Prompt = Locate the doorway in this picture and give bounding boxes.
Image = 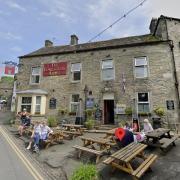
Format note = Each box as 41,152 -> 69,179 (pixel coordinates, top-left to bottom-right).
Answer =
104,100 -> 114,124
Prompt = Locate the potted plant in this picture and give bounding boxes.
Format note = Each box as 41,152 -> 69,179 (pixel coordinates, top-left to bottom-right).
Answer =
154,107 -> 165,117
125,107 -> 132,116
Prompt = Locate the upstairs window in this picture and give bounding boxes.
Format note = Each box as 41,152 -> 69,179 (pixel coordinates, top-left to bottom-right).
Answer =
71,63 -> 81,81
137,92 -> 150,113
70,94 -> 80,112
31,67 -> 41,84
102,59 -> 114,80
134,57 -> 148,78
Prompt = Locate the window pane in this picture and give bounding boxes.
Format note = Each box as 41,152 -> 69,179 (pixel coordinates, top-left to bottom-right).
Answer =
35,105 -> 40,113
138,104 -> 150,113
135,67 -> 147,78
71,63 -> 81,72
71,104 -> 78,112
73,71 -> 81,81
32,67 -> 40,75
135,57 -> 147,66
22,97 -> 32,104
21,105 -> 31,112
138,93 -> 148,102
102,69 -> 114,80
72,94 -> 79,102
36,96 -> 41,104
31,75 -> 40,83
102,60 -> 113,69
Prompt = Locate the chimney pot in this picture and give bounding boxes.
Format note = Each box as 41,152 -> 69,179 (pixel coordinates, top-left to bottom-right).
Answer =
70,34 -> 78,45
45,40 -> 53,47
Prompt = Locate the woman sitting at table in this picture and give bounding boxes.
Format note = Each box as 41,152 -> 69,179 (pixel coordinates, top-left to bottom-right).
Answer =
142,119 -> 154,133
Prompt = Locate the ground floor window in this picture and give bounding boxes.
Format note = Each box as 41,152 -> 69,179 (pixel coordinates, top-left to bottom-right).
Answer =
70,94 -> 79,112
137,92 -> 150,113
21,97 -> 32,113
35,96 -> 41,114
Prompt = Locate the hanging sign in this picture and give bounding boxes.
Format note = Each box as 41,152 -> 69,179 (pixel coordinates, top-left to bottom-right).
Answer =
43,62 -> 67,76
4,64 -> 15,75
166,100 -> 174,110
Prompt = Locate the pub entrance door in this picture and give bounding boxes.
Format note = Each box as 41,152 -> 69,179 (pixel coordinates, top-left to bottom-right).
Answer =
104,100 -> 114,124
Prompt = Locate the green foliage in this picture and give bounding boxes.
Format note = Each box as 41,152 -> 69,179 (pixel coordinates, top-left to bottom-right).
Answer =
47,116 -> 57,127
58,108 -> 68,115
154,107 -> 165,117
68,111 -> 76,116
125,107 -> 132,115
138,112 -> 151,116
71,164 -> 99,180
85,109 -> 95,119
85,119 -> 95,129
1,76 -> 14,83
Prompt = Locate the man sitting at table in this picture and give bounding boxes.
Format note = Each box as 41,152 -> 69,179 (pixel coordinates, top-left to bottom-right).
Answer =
115,128 -> 145,148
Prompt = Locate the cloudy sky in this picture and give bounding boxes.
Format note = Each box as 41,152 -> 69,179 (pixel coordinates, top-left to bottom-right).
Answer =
0,0 -> 180,75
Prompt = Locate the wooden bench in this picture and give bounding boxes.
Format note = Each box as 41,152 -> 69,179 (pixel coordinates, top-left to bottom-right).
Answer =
73,145 -> 104,163
132,154 -> 157,179
62,130 -> 82,139
160,135 -> 179,150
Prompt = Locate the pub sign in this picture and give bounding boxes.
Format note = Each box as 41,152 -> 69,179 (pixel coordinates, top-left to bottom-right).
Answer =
43,62 -> 67,76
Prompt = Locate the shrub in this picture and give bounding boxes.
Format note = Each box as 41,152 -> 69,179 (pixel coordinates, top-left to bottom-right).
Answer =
154,107 -> 165,117
71,164 -> 99,180
85,119 -> 95,129
47,116 -> 57,127
85,109 -> 95,119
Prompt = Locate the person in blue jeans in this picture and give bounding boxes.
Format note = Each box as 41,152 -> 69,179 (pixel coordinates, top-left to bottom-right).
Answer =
26,121 -> 41,151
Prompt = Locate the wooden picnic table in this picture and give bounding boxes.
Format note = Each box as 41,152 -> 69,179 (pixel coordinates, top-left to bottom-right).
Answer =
73,136 -> 116,163
103,142 -> 157,179
145,128 -> 178,150
62,124 -> 84,131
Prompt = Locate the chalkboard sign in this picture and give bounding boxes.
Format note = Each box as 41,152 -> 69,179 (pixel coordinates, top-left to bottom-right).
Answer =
166,100 -> 174,110
49,98 -> 56,109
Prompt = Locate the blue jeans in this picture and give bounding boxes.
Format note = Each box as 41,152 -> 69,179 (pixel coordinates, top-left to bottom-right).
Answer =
33,133 -> 40,146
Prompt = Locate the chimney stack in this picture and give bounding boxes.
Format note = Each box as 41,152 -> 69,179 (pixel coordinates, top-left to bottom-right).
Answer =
45,40 -> 53,47
70,34 -> 78,45
149,18 -> 158,34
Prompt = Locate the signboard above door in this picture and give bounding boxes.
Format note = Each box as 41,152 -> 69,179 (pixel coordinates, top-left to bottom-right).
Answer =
43,62 -> 67,76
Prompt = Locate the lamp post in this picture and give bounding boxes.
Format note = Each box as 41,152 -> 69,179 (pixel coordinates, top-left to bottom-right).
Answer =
83,85 -> 89,121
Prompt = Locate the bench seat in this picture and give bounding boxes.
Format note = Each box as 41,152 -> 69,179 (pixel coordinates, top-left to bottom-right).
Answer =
73,145 -> 104,163
132,154 -> 158,179
160,135 -> 179,149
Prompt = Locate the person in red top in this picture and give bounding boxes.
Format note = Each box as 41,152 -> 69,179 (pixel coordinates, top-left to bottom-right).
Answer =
132,119 -> 140,132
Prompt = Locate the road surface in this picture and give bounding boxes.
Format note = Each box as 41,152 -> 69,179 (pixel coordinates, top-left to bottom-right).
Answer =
0,125 -> 44,180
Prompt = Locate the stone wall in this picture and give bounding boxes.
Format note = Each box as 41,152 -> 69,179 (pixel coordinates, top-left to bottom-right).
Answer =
16,42 -> 178,124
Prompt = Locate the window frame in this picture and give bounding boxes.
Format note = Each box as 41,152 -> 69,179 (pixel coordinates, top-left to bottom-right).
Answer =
30,66 -> 41,84
70,94 -> 80,112
21,96 -> 32,113
101,59 -> 115,81
137,92 -> 150,113
71,63 -> 81,82
35,96 -> 41,114
134,57 -> 148,79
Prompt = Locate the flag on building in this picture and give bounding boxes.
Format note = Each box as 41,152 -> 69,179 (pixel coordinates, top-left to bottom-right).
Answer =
4,64 -> 15,75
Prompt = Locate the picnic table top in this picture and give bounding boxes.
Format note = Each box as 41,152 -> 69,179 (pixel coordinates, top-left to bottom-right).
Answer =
111,142 -> 147,163
146,128 -> 170,138
81,136 -> 111,144
62,124 -> 84,128
106,128 -> 118,135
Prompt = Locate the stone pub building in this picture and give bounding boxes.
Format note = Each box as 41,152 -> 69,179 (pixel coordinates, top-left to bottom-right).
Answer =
15,15 -> 180,129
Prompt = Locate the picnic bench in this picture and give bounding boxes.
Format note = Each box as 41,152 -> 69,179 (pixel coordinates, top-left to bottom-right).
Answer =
145,128 -> 178,151
73,136 -> 116,163
62,124 -> 84,134
103,142 -> 158,180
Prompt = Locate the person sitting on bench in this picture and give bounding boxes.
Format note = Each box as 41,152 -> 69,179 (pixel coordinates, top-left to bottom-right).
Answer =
26,120 -> 41,151
17,108 -> 31,136
142,119 -> 153,133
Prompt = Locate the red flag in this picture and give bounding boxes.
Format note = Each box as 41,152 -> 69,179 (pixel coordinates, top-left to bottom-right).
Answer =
4,64 -> 15,75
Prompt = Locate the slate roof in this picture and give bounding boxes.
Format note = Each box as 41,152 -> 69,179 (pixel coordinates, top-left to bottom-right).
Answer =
20,34 -> 164,58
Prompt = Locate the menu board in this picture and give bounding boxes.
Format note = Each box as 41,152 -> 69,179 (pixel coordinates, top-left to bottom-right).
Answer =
49,98 -> 56,109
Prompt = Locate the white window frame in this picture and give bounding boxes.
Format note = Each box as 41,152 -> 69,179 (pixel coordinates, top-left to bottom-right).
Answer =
35,96 -> 41,114
70,94 -> 80,112
30,66 -> 41,84
101,59 -> 115,81
137,92 -> 150,113
71,63 -> 81,82
134,57 -> 148,78
21,96 -> 32,113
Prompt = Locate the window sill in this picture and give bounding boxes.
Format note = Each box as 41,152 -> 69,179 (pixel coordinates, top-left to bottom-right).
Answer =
30,83 -> 40,85
70,81 -> 81,84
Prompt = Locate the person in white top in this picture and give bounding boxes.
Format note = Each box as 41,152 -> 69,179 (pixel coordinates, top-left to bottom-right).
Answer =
40,121 -> 53,141
142,119 -> 154,133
